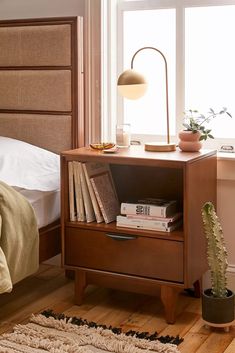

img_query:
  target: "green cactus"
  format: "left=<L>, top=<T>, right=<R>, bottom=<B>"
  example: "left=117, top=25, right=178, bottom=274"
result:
left=201, top=202, right=228, bottom=298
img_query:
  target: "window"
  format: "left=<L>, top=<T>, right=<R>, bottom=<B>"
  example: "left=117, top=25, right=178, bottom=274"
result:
left=185, top=5, right=235, bottom=139
left=122, top=9, right=176, bottom=137
left=102, top=0, right=235, bottom=149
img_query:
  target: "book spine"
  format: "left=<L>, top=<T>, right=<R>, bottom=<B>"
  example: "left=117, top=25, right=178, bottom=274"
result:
left=116, top=216, right=182, bottom=232
left=121, top=203, right=167, bottom=217
left=79, top=162, right=96, bottom=223
left=116, top=221, right=170, bottom=232
left=116, top=215, right=170, bottom=229
left=68, top=161, right=76, bottom=222
left=126, top=212, right=182, bottom=223
left=82, top=163, right=104, bottom=223
left=73, top=161, right=86, bottom=222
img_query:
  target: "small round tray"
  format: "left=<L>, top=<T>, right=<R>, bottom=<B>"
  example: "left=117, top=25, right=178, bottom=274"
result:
left=90, top=142, right=115, bottom=151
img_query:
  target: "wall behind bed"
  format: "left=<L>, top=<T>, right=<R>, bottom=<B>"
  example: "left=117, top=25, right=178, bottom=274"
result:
left=0, top=0, right=102, bottom=148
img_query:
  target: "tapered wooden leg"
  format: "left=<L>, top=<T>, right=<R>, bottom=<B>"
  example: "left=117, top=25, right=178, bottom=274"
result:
left=193, top=279, right=202, bottom=298
left=65, top=269, right=75, bottom=279
left=74, top=269, right=87, bottom=305
left=160, top=285, right=181, bottom=324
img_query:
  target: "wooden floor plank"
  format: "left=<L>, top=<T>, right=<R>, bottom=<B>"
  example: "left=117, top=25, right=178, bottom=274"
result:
left=189, top=316, right=215, bottom=335
left=120, top=295, right=166, bottom=332
left=178, top=332, right=208, bottom=353
left=193, top=332, right=234, bottom=353
left=1, top=264, right=235, bottom=353
left=159, top=311, right=200, bottom=338
left=223, top=339, right=235, bottom=353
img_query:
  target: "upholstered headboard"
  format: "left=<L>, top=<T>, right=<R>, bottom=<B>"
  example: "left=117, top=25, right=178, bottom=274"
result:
left=0, top=17, right=84, bottom=153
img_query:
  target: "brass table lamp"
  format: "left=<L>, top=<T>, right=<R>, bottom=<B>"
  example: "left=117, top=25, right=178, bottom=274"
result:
left=117, top=46, right=176, bottom=152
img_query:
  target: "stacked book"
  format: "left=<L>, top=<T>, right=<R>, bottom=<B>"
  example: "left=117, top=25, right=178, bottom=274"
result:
left=68, top=161, right=120, bottom=224
left=117, top=198, right=182, bottom=232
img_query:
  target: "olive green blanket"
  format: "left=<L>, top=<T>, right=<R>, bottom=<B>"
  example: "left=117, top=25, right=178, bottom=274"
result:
left=0, top=181, right=39, bottom=294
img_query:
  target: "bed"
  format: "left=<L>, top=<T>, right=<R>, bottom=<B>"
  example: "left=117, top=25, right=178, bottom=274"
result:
left=0, top=17, right=84, bottom=281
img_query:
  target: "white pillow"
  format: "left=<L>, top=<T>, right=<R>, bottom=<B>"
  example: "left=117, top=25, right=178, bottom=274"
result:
left=0, top=137, right=60, bottom=191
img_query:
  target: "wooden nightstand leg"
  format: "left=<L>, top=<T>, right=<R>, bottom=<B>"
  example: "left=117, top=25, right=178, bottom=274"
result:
left=74, top=269, right=87, bottom=305
left=193, top=279, right=202, bottom=298
left=65, top=269, right=75, bottom=279
left=160, top=285, right=181, bottom=324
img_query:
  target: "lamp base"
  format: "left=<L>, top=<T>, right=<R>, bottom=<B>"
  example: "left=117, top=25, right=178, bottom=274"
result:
left=145, top=142, right=176, bottom=152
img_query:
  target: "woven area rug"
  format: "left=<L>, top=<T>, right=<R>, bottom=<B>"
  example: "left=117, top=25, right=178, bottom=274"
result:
left=0, top=310, right=182, bottom=353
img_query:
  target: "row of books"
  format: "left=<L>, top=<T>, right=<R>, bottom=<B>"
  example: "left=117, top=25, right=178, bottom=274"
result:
left=68, top=162, right=182, bottom=232
left=68, top=161, right=120, bottom=224
left=116, top=198, right=183, bottom=232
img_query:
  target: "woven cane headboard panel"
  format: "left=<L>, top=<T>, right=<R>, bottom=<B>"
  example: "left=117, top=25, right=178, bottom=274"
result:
left=0, top=113, right=71, bottom=153
left=0, top=24, right=71, bottom=67
left=0, top=17, right=84, bottom=153
left=0, top=70, right=71, bottom=111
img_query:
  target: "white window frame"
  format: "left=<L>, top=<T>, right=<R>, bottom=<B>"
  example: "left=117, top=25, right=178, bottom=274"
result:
left=102, top=0, right=235, bottom=150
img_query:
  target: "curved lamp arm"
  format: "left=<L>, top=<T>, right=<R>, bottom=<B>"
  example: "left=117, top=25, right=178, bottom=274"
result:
left=118, top=46, right=175, bottom=151
left=130, top=47, right=170, bottom=144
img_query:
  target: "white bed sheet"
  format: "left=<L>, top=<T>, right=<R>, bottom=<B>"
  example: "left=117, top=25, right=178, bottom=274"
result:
left=14, top=187, right=60, bottom=228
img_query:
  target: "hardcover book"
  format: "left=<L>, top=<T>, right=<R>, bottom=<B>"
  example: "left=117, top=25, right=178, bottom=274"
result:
left=90, top=172, right=120, bottom=224
left=73, top=161, right=86, bottom=222
left=68, top=161, right=76, bottom=222
left=120, top=198, right=177, bottom=218
left=126, top=212, right=182, bottom=224
left=116, top=215, right=182, bottom=232
left=82, top=163, right=104, bottom=223
left=78, top=162, right=96, bottom=223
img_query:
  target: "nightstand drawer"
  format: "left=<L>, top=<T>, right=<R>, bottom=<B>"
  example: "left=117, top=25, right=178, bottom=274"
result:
left=65, top=227, right=184, bottom=282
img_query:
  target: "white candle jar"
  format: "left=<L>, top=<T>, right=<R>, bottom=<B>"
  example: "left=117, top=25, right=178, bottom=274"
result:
left=116, top=124, right=131, bottom=148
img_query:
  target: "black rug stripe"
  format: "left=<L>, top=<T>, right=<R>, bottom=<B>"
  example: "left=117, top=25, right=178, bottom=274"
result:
left=41, top=309, right=183, bottom=345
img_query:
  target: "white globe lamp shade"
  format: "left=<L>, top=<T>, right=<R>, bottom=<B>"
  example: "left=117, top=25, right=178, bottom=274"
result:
left=117, top=69, right=147, bottom=100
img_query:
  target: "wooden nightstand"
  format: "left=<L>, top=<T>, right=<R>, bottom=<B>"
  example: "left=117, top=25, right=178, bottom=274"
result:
left=61, top=146, right=217, bottom=324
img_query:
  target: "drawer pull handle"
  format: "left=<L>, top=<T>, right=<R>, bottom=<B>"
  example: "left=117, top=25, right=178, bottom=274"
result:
left=106, top=233, right=137, bottom=241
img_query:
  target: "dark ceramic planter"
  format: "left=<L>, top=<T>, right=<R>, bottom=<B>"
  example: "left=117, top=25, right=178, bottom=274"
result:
left=202, top=288, right=235, bottom=324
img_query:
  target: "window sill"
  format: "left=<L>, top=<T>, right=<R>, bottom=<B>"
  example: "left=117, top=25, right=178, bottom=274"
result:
left=217, top=152, right=235, bottom=180
left=217, top=152, right=235, bottom=161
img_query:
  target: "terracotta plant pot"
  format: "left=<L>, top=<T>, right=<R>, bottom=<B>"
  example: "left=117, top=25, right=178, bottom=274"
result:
left=178, top=130, right=202, bottom=152
left=202, top=288, right=235, bottom=325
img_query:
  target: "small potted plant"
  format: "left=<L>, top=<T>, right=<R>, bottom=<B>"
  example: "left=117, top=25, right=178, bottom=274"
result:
left=178, top=107, right=232, bottom=152
left=201, top=201, right=234, bottom=331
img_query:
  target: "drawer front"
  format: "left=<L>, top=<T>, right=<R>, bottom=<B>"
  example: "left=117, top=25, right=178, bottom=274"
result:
left=65, top=228, right=184, bottom=283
